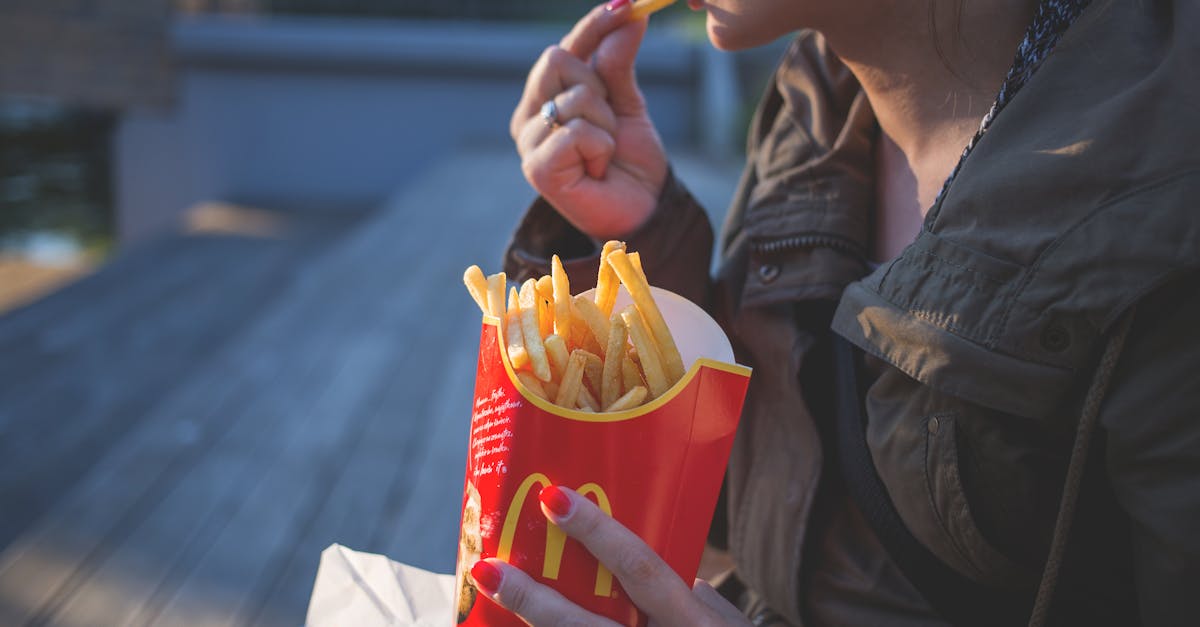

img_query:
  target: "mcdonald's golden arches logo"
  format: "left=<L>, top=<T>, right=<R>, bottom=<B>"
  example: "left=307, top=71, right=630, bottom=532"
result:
left=496, top=473, right=614, bottom=597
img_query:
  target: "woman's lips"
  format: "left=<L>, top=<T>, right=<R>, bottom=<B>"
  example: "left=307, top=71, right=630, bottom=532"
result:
left=688, top=0, right=704, bottom=10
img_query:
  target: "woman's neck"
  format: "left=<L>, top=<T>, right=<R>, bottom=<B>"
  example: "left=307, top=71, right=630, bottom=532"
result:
left=818, top=0, right=1035, bottom=259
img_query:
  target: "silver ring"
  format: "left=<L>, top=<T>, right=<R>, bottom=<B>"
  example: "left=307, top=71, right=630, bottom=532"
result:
left=539, top=99, right=559, bottom=128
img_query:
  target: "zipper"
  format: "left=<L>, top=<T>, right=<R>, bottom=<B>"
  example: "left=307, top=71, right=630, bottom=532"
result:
left=751, top=233, right=866, bottom=261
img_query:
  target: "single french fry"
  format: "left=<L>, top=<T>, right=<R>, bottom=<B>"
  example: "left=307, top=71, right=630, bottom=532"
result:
left=607, top=249, right=685, bottom=382
left=577, top=388, right=598, bottom=412
left=544, top=380, right=560, bottom=401
left=621, top=305, right=670, bottom=398
left=517, top=371, right=548, bottom=399
left=544, top=334, right=570, bottom=378
left=519, top=279, right=553, bottom=381
left=485, top=272, right=506, bottom=319
left=536, top=275, right=554, bottom=300
left=572, top=295, right=611, bottom=354
left=622, top=354, right=644, bottom=394
left=578, top=406, right=595, bottom=413
left=505, top=288, right=529, bottom=369
left=551, top=255, right=572, bottom=345
left=631, top=0, right=676, bottom=21
left=555, top=350, right=588, bottom=408
left=606, top=386, right=648, bottom=412
left=538, top=296, right=553, bottom=338
left=577, top=350, right=603, bottom=397
left=594, top=240, right=625, bottom=316
left=602, top=315, right=628, bottom=409
left=463, top=265, right=490, bottom=314
left=628, top=251, right=644, bottom=280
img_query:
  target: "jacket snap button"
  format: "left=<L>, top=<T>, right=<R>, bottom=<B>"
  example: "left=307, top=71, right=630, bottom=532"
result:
left=758, top=263, right=781, bottom=283
left=927, top=417, right=940, bottom=435
left=1040, top=324, right=1071, bottom=353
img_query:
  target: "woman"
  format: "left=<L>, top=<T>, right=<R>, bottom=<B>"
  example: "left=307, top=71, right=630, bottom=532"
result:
left=471, top=0, right=1199, bottom=625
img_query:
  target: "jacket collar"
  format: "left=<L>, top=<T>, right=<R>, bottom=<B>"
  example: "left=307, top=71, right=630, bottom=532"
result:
left=833, top=0, right=1200, bottom=417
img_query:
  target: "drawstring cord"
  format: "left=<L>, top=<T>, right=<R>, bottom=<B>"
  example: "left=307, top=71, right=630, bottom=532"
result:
left=1028, top=307, right=1137, bottom=627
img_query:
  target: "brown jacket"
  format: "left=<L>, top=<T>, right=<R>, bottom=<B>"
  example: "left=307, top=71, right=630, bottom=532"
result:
left=505, top=1, right=1200, bottom=625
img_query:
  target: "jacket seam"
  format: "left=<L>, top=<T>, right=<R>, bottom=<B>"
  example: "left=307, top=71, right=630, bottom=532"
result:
left=999, top=168, right=1200, bottom=341
left=911, top=248, right=1008, bottom=286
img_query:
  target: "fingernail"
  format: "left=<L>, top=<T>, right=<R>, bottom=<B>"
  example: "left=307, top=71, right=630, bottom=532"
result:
left=471, top=560, right=503, bottom=594
left=606, top=0, right=631, bottom=11
left=539, top=485, right=573, bottom=519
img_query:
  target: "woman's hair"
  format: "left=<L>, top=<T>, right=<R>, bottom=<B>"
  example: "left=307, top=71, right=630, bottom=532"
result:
left=930, top=0, right=971, bottom=84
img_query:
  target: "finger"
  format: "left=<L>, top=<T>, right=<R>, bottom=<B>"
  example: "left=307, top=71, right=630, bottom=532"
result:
left=556, top=83, right=619, bottom=135
left=512, top=45, right=608, bottom=141
left=539, top=486, right=708, bottom=624
left=593, top=15, right=650, bottom=116
left=692, top=579, right=752, bottom=625
left=525, top=118, right=616, bottom=185
left=470, top=559, right=623, bottom=627
left=560, top=1, right=635, bottom=61
left=516, top=84, right=618, bottom=158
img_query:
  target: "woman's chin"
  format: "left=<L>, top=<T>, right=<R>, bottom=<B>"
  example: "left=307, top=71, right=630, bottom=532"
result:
left=707, top=21, right=751, bottom=51
left=700, top=18, right=768, bottom=51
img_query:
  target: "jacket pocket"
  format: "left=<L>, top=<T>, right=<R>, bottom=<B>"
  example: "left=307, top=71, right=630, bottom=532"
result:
left=922, top=412, right=1036, bottom=588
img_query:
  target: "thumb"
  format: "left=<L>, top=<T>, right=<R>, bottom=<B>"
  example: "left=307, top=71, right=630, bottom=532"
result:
left=593, top=17, right=650, bottom=116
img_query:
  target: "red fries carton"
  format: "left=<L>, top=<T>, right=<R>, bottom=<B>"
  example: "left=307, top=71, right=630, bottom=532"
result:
left=454, top=287, right=751, bottom=626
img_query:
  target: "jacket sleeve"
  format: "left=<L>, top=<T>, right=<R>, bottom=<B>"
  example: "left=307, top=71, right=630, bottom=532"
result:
left=502, top=168, right=715, bottom=307
left=1100, top=272, right=1200, bottom=626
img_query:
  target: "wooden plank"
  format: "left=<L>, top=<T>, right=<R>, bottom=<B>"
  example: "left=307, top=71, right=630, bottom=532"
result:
left=0, top=231, right=340, bottom=550
left=0, top=217, right=360, bottom=625
left=0, top=148, right=537, bottom=626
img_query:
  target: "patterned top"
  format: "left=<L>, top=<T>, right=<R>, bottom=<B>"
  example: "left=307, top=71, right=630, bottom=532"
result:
left=933, top=0, right=1092, bottom=207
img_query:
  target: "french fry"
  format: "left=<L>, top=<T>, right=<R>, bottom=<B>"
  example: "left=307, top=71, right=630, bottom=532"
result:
left=606, top=386, right=648, bottom=412
left=536, top=275, right=554, bottom=300
left=538, top=297, right=553, bottom=338
left=485, top=272, right=506, bottom=319
left=555, top=350, right=588, bottom=408
left=621, top=355, right=644, bottom=395
left=517, top=371, right=548, bottom=399
left=463, top=265, right=490, bottom=315
left=544, top=334, right=570, bottom=378
left=595, top=240, right=625, bottom=316
left=505, top=287, right=529, bottom=369
left=577, top=350, right=604, bottom=397
left=551, top=255, right=572, bottom=345
left=602, top=314, right=627, bottom=409
left=519, top=279, right=553, bottom=381
left=607, top=250, right=686, bottom=382
left=577, top=389, right=598, bottom=412
left=536, top=275, right=555, bottom=337
left=628, top=251, right=645, bottom=280
left=631, top=0, right=676, bottom=21
left=544, top=380, right=560, bottom=401
left=621, top=305, right=670, bottom=398
left=572, top=296, right=611, bottom=354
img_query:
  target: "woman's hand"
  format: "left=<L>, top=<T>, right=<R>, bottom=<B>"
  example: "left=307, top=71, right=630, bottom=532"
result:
left=469, top=486, right=751, bottom=627
left=510, top=1, right=669, bottom=241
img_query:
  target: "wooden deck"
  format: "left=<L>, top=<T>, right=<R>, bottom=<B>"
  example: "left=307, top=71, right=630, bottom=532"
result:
left=0, top=148, right=738, bottom=626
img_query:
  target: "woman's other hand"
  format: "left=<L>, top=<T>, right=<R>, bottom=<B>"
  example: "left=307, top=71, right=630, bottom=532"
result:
left=469, top=486, right=751, bottom=627
left=510, top=1, right=669, bottom=241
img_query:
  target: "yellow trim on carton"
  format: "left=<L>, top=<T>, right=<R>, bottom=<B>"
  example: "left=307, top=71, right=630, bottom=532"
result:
left=482, top=316, right=751, bottom=423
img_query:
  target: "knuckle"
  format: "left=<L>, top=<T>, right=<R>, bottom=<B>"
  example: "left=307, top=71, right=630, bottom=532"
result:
left=552, top=618, right=595, bottom=627
left=503, top=579, right=533, bottom=616
left=574, top=506, right=605, bottom=538
left=545, top=45, right=570, bottom=68
left=615, top=545, right=662, bottom=585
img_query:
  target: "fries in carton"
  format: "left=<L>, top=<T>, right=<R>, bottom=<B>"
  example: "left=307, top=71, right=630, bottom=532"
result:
left=457, top=246, right=751, bottom=626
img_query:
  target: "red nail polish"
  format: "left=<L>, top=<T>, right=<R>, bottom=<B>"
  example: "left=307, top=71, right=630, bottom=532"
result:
left=606, top=0, right=632, bottom=11
left=471, top=560, right=503, bottom=594
left=539, top=485, right=573, bottom=518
